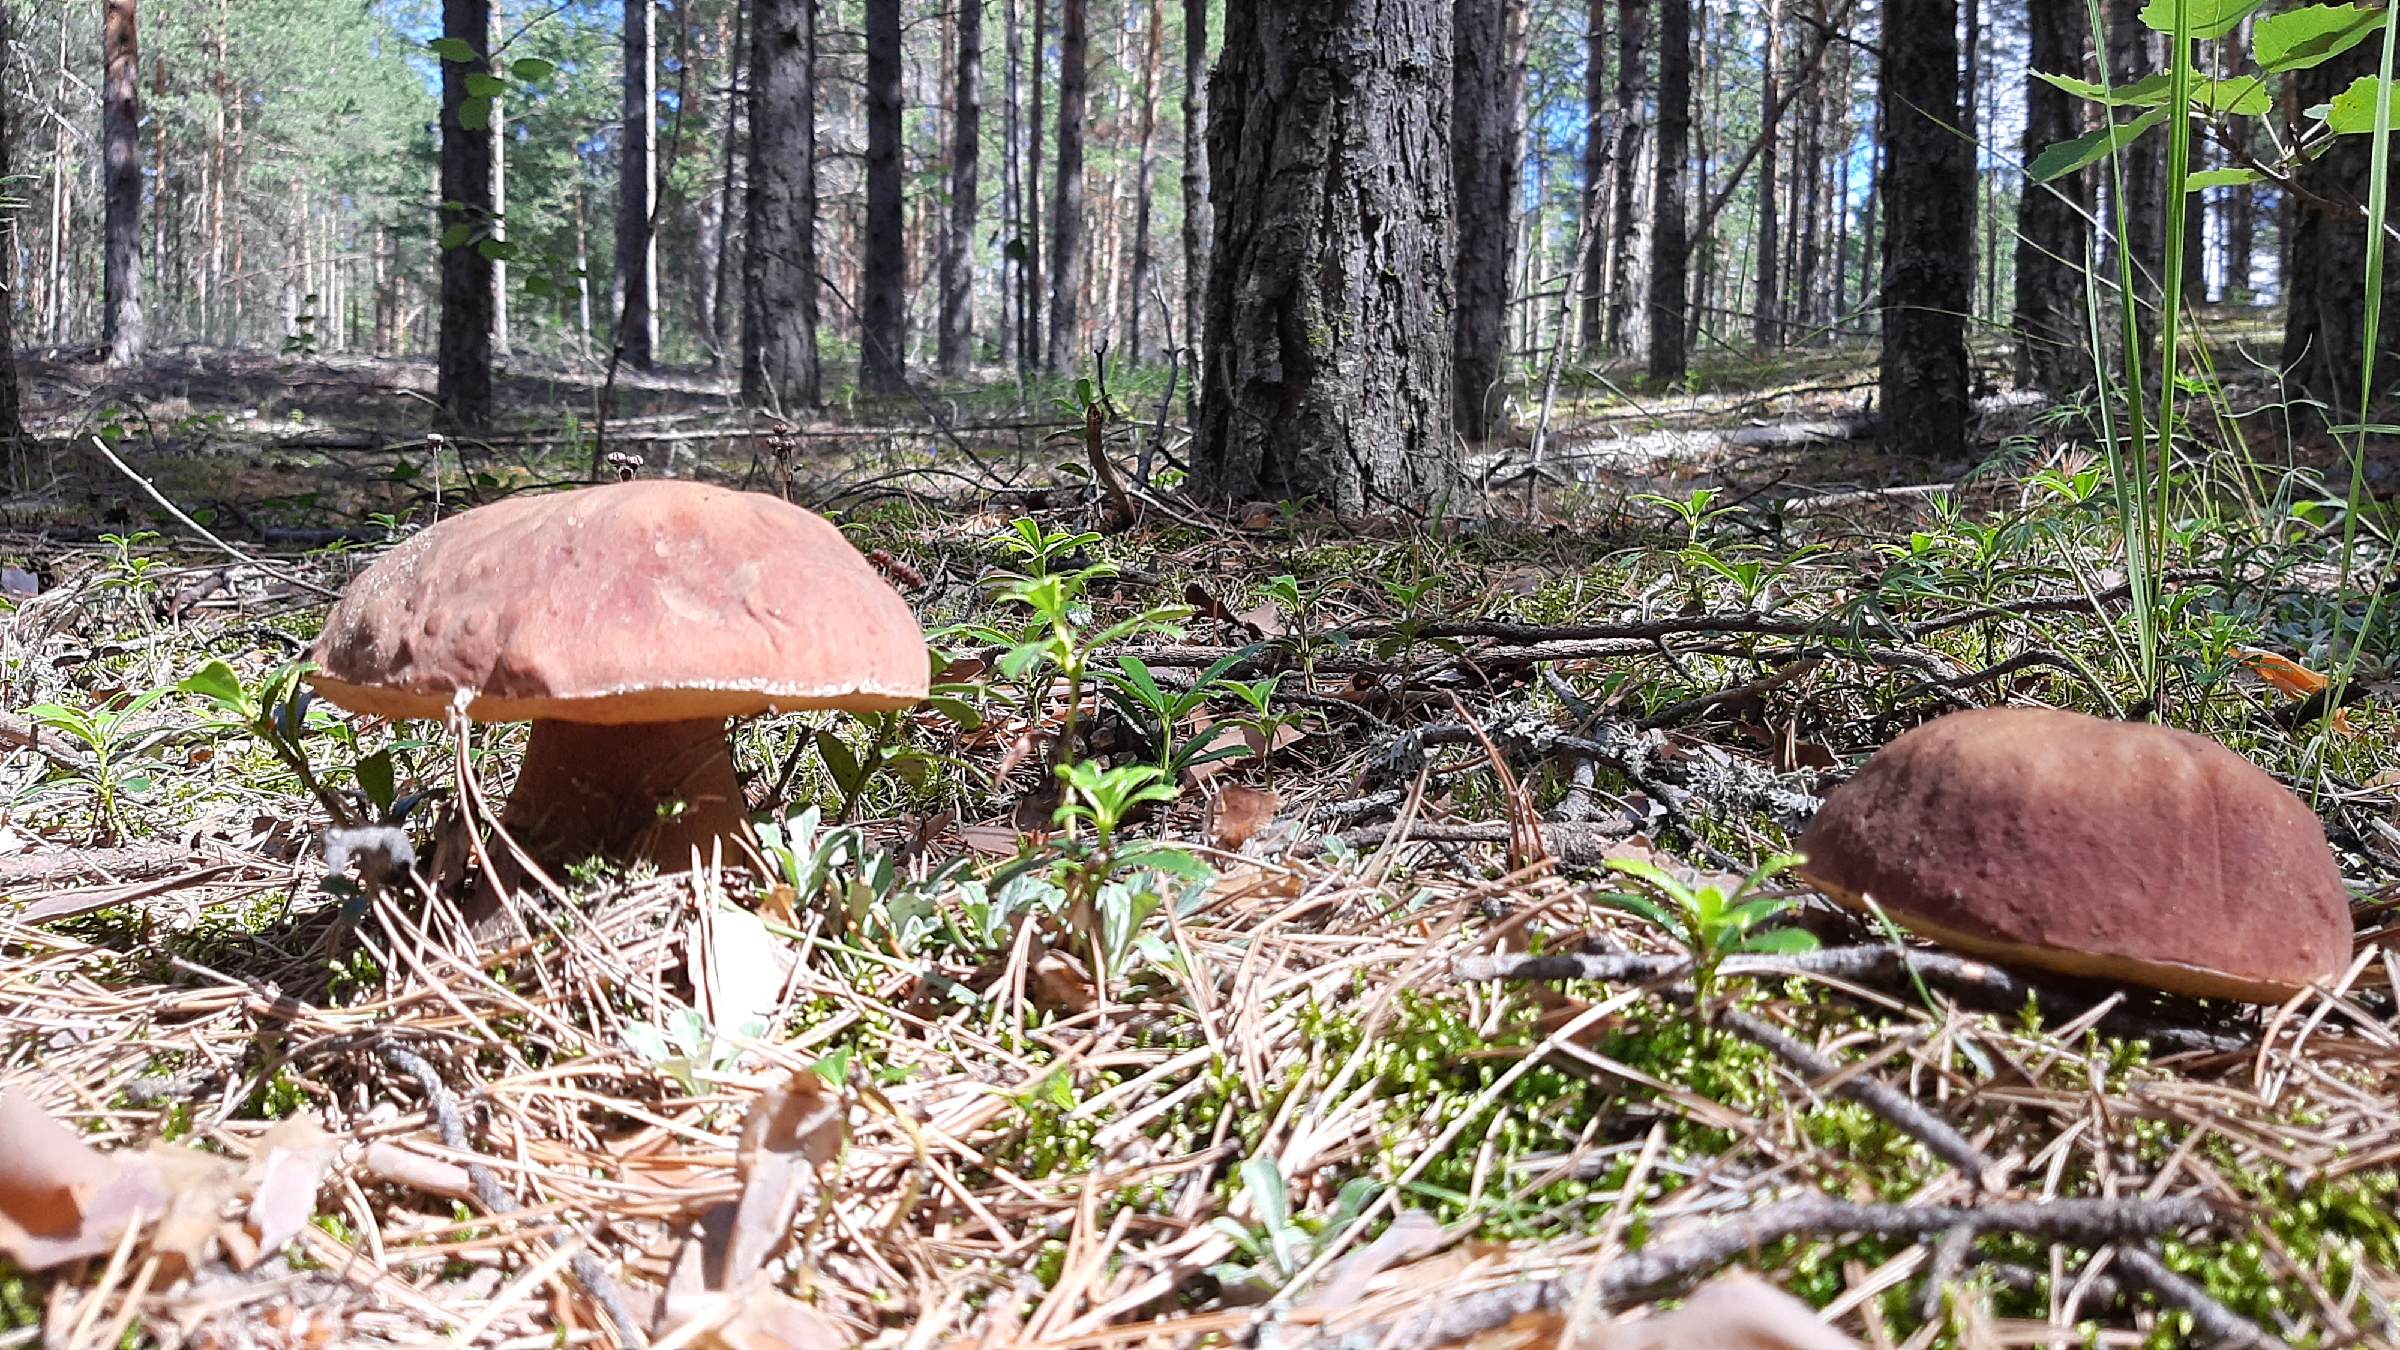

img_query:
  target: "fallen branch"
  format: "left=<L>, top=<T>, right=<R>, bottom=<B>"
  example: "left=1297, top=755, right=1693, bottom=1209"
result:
left=1714, top=1005, right=2001, bottom=1188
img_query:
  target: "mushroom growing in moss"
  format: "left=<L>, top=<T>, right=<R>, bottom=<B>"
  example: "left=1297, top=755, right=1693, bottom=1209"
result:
left=308, top=480, right=927, bottom=871
left=1796, top=707, right=2352, bottom=1003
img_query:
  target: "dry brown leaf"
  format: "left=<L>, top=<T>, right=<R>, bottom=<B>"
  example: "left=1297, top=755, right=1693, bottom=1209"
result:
left=1242, top=722, right=1307, bottom=761
left=1596, top=1270, right=1862, bottom=1350
left=1234, top=600, right=1289, bottom=639
left=1206, top=865, right=1306, bottom=911
left=727, top=1072, right=844, bottom=1280
left=1031, top=948, right=1098, bottom=1014
left=358, top=1141, right=477, bottom=1200
left=146, top=1140, right=249, bottom=1275
left=958, top=823, right=1024, bottom=857
left=713, top=1290, right=851, bottom=1350
left=0, top=1094, right=169, bottom=1270
left=243, top=1116, right=340, bottom=1265
left=2236, top=647, right=2331, bottom=698
left=1209, top=785, right=1282, bottom=851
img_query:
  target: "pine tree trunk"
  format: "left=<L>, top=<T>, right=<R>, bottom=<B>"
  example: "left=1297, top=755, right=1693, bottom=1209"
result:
left=1045, top=0, right=1088, bottom=372
left=103, top=0, right=144, bottom=367
left=1126, top=0, right=1163, bottom=361
left=940, top=0, right=983, bottom=374
left=1750, top=0, right=1778, bottom=348
left=1580, top=0, right=1608, bottom=354
left=0, top=4, right=22, bottom=474
left=2282, top=42, right=2400, bottom=420
left=619, top=0, right=656, bottom=370
left=1878, top=0, right=1971, bottom=459
left=1196, top=0, right=1457, bottom=515
left=1453, top=0, right=1518, bottom=441
left=2013, top=0, right=2090, bottom=392
left=742, top=0, right=821, bottom=410
left=2220, top=17, right=2254, bottom=299
left=709, top=0, right=746, bottom=370
left=1645, top=0, right=1689, bottom=383
left=1606, top=0, right=1647, bottom=349
left=1026, top=0, right=1046, bottom=367
left=861, top=0, right=907, bottom=392
left=438, top=0, right=494, bottom=429
left=2106, top=0, right=2160, bottom=321
left=1181, top=0, right=1207, bottom=369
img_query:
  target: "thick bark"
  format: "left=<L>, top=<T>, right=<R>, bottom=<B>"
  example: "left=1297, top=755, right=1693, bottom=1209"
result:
left=940, top=0, right=983, bottom=374
left=1126, top=0, right=1163, bottom=360
left=2282, top=42, right=2400, bottom=419
left=1751, top=0, right=1779, bottom=348
left=1580, top=0, right=1608, bottom=353
left=1878, top=0, right=1972, bottom=460
left=1645, top=0, right=1689, bottom=382
left=2013, top=0, right=2091, bottom=392
left=103, top=0, right=143, bottom=367
left=1196, top=0, right=1457, bottom=516
left=1452, top=0, right=1519, bottom=441
left=438, top=0, right=495, bottom=430
left=742, top=0, right=821, bottom=410
left=619, top=0, right=657, bottom=370
left=1606, top=0, right=1648, bottom=348
left=0, top=6, right=20, bottom=474
left=1045, top=0, right=1089, bottom=372
left=861, top=0, right=907, bottom=393
left=1182, top=0, right=1207, bottom=368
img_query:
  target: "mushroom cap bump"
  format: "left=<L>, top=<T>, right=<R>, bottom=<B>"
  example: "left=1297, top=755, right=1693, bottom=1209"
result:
left=1796, top=707, right=2351, bottom=1003
left=308, top=481, right=928, bottom=723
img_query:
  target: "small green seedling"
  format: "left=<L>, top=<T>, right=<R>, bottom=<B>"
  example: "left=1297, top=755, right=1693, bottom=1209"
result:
left=1596, top=852, right=1818, bottom=1013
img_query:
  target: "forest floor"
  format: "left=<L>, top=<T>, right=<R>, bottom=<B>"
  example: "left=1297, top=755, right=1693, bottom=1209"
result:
left=0, top=328, right=2395, bottom=1349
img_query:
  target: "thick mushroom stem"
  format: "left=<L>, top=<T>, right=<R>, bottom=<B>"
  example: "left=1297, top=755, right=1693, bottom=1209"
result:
left=500, top=718, right=754, bottom=871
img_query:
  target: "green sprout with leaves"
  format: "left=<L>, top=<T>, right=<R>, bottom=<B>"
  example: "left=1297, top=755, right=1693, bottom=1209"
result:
left=22, top=688, right=179, bottom=840
left=1596, top=852, right=1819, bottom=1013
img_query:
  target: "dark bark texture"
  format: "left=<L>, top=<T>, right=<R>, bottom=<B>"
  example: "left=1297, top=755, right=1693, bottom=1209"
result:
left=0, top=5, right=20, bottom=472
left=1645, top=0, right=1690, bottom=382
left=939, top=0, right=982, bottom=375
left=618, top=0, right=655, bottom=370
left=1046, top=0, right=1089, bottom=372
left=862, top=0, right=908, bottom=392
left=2012, top=0, right=2090, bottom=393
left=103, top=0, right=144, bottom=367
left=742, top=0, right=821, bottom=411
left=1877, top=0, right=1971, bottom=460
left=1579, top=0, right=1607, bottom=353
left=2282, top=42, right=2400, bottom=419
left=1196, top=0, right=1457, bottom=516
left=2105, top=0, right=2161, bottom=319
left=1606, top=0, right=1647, bottom=349
left=1751, top=0, right=1779, bottom=348
left=1182, top=0, right=1207, bottom=370
left=1452, top=0, right=1518, bottom=442
left=438, top=0, right=495, bottom=430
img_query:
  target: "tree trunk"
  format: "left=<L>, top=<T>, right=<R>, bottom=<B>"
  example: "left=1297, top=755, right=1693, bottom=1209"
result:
left=1196, top=0, right=1457, bottom=516
left=1452, top=0, right=1519, bottom=442
left=2220, top=18, right=2254, bottom=300
left=2105, top=0, right=2161, bottom=323
left=1877, top=0, right=1971, bottom=460
left=0, top=4, right=22, bottom=475
left=619, top=0, right=656, bottom=370
left=1750, top=0, right=1778, bottom=348
left=1645, top=0, right=1689, bottom=383
left=492, top=0, right=510, bottom=360
left=2282, top=42, right=2400, bottom=420
left=940, top=0, right=983, bottom=374
left=1182, top=0, right=1207, bottom=371
left=1580, top=0, right=1608, bottom=354
left=861, top=0, right=907, bottom=392
left=1127, top=0, right=1163, bottom=361
left=1606, top=0, right=1647, bottom=349
left=438, top=0, right=495, bottom=429
left=1026, top=0, right=1046, bottom=368
left=2013, top=0, right=2090, bottom=393
left=103, top=0, right=143, bottom=367
left=742, top=0, right=821, bottom=410
left=1045, top=0, right=1089, bottom=373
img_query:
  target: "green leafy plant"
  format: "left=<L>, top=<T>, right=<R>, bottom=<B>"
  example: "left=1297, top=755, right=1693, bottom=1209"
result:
left=22, top=688, right=179, bottom=838
left=1596, top=853, right=1818, bottom=1011
left=1207, top=1157, right=1381, bottom=1297
left=179, top=659, right=361, bottom=824
left=1636, top=487, right=1734, bottom=546
left=1098, top=650, right=1259, bottom=780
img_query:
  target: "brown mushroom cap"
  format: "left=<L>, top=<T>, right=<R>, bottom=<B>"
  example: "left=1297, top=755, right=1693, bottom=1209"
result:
left=308, top=479, right=927, bottom=723
left=307, top=481, right=926, bottom=873
left=1796, top=707, right=2352, bottom=1003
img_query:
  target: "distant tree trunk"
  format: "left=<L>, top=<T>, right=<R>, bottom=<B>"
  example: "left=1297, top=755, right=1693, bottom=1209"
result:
left=1751, top=0, right=1779, bottom=348
left=1579, top=0, right=1608, bottom=354
left=1878, top=0, right=1971, bottom=460
left=2013, top=0, right=2090, bottom=392
left=1025, top=0, right=1046, bottom=368
left=102, top=0, right=144, bottom=367
left=1045, top=0, right=1089, bottom=372
left=939, top=0, right=982, bottom=374
left=1606, top=0, right=1648, bottom=349
left=1452, top=0, right=1519, bottom=442
left=742, top=0, right=820, bottom=410
left=1126, top=0, right=1163, bottom=361
left=619, top=0, right=657, bottom=370
left=1181, top=0, right=1207, bottom=369
left=1645, top=0, right=1689, bottom=383
left=1001, top=0, right=1024, bottom=370
left=700, top=0, right=742, bottom=370
left=492, top=0, right=510, bottom=360
left=0, top=5, right=22, bottom=475
left=861, top=0, right=907, bottom=392
left=2282, top=41, right=2400, bottom=419
left=438, top=0, right=495, bottom=429
left=1197, top=0, right=1456, bottom=516
left=2220, top=17, right=2255, bottom=299
left=2105, top=0, right=2161, bottom=321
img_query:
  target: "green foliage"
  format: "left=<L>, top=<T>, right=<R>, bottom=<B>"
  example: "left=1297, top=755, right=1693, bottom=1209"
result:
left=22, top=688, right=178, bottom=838
left=1595, top=854, right=1818, bottom=1009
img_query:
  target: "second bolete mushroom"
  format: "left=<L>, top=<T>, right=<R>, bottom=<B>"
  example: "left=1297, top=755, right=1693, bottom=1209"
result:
left=308, top=480, right=927, bottom=872
left=1796, top=707, right=2352, bottom=1003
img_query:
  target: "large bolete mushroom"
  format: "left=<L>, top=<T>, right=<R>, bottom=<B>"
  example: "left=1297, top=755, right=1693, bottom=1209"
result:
left=1796, top=707, right=2352, bottom=1003
left=308, top=480, right=926, bottom=871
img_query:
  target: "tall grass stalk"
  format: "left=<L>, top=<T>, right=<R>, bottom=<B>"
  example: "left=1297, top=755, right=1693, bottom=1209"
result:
left=2327, top=4, right=2400, bottom=723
